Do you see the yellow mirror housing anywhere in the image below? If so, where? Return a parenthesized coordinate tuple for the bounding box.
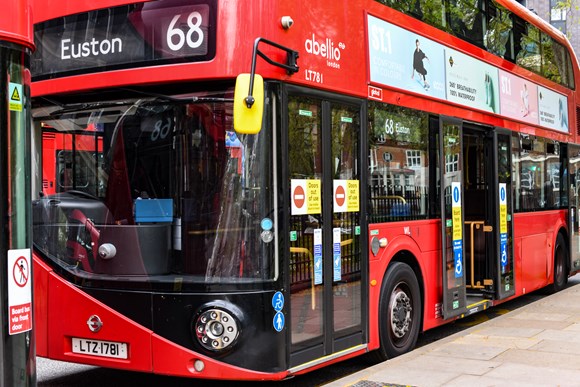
(234, 74, 264, 134)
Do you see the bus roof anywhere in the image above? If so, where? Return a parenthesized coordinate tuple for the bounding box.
(1, 0, 34, 49)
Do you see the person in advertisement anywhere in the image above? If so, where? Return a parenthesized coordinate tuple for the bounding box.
(412, 39, 430, 90)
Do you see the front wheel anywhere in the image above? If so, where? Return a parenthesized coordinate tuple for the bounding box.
(372, 261, 421, 362)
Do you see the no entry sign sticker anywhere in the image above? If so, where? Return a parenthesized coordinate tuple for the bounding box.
(291, 179, 321, 215)
(8, 249, 32, 335)
(333, 180, 360, 213)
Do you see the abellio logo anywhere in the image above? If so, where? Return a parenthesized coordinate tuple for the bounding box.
(305, 33, 345, 66)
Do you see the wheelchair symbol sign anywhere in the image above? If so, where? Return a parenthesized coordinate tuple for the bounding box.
(453, 241, 463, 278)
(500, 240, 508, 267)
(455, 252, 463, 277)
(272, 292, 284, 312)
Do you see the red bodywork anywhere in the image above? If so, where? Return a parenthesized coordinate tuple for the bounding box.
(33, 256, 289, 380)
(30, 0, 580, 379)
(0, 0, 34, 49)
(365, 211, 568, 351)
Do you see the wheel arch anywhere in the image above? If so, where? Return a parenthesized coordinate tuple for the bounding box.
(387, 249, 425, 333)
(368, 234, 429, 354)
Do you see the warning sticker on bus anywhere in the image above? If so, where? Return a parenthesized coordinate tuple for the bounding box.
(291, 179, 321, 215)
(9, 83, 23, 112)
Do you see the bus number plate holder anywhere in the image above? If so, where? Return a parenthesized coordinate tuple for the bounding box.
(72, 337, 128, 359)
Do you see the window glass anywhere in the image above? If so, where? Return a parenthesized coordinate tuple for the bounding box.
(514, 135, 561, 211)
(33, 89, 276, 287)
(373, 0, 575, 89)
(516, 23, 541, 74)
(485, 1, 513, 58)
(545, 141, 561, 209)
(368, 102, 430, 222)
(449, 0, 486, 47)
(375, 0, 447, 30)
(550, 39, 575, 88)
(541, 32, 562, 85)
(414, 0, 447, 30)
(512, 134, 521, 211)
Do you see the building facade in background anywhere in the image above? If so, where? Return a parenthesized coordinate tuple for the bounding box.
(524, 0, 580, 56)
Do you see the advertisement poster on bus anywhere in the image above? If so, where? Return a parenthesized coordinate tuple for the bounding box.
(498, 70, 539, 126)
(444, 48, 500, 114)
(367, 15, 446, 99)
(538, 85, 569, 133)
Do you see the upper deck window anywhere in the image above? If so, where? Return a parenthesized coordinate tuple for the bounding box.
(375, 0, 575, 89)
(485, 2, 513, 58)
(448, 0, 487, 47)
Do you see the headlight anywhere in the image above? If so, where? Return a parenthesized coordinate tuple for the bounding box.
(194, 308, 239, 351)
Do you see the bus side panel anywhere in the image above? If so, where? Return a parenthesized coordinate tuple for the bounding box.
(33, 254, 51, 357)
(367, 220, 444, 350)
(46, 271, 153, 371)
(513, 211, 566, 294)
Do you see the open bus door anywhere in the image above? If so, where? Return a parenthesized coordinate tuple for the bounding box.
(439, 117, 468, 319)
(569, 145, 580, 273)
(495, 129, 515, 300)
(439, 117, 515, 320)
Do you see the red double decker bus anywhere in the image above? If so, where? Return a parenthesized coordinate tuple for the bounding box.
(31, 0, 580, 380)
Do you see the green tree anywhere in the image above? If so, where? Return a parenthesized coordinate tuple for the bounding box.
(554, 1, 576, 39)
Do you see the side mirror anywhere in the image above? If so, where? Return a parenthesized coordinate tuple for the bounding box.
(233, 73, 264, 135)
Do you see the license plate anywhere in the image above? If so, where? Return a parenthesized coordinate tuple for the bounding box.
(72, 337, 128, 359)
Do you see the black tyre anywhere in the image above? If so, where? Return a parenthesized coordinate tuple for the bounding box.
(372, 261, 421, 362)
(551, 233, 568, 293)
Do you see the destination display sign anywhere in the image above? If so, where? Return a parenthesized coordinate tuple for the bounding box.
(31, 0, 216, 79)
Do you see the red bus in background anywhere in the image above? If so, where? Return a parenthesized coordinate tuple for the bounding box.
(30, 0, 580, 381)
(41, 129, 104, 196)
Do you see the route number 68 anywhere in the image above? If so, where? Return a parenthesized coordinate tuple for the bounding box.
(166, 12, 204, 51)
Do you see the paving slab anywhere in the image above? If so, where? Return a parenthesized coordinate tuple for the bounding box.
(323, 281, 580, 387)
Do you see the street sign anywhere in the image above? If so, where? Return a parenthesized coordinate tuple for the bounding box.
(8, 249, 32, 335)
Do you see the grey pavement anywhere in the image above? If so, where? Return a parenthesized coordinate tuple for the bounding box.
(324, 283, 580, 387)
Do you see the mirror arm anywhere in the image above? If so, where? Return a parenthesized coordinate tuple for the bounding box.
(245, 37, 299, 108)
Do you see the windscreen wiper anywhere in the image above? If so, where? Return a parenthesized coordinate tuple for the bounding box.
(119, 88, 234, 104)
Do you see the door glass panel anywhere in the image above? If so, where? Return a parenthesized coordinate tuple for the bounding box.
(331, 104, 361, 333)
(497, 133, 514, 297)
(288, 96, 324, 347)
(570, 146, 580, 270)
(441, 119, 466, 316)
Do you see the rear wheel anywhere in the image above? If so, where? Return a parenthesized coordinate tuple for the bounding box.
(551, 233, 568, 293)
(372, 261, 421, 361)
